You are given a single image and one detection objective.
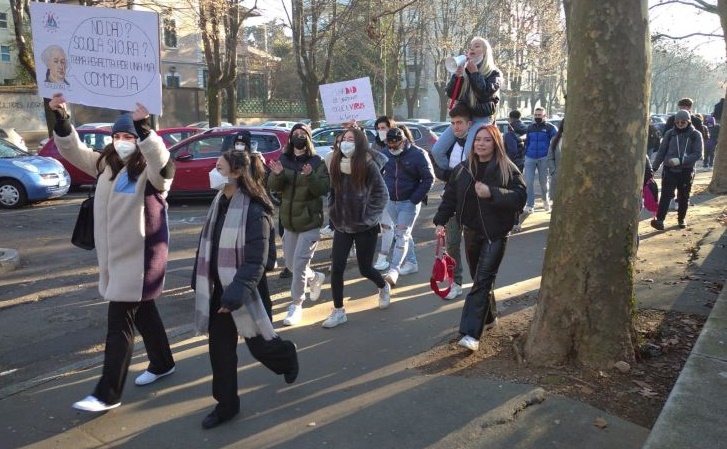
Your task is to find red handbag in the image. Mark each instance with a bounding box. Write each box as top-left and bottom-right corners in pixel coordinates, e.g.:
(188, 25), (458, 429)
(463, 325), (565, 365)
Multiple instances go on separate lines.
(430, 230), (456, 299)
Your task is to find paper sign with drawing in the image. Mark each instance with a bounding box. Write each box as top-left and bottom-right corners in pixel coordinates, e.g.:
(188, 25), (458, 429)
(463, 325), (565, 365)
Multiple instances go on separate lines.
(319, 77), (376, 124)
(30, 2), (162, 114)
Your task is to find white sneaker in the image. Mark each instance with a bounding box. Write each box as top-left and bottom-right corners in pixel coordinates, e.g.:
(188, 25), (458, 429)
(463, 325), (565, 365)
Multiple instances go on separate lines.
(399, 261), (419, 275)
(458, 335), (479, 351)
(384, 269), (399, 287)
(378, 283), (391, 309)
(320, 225), (334, 238)
(484, 317), (499, 332)
(374, 253), (390, 271)
(322, 308), (347, 328)
(283, 304), (303, 326)
(309, 271), (325, 301)
(444, 283), (463, 300)
(524, 206), (534, 214)
(72, 395), (121, 412)
(543, 201), (551, 212)
(135, 366), (175, 386)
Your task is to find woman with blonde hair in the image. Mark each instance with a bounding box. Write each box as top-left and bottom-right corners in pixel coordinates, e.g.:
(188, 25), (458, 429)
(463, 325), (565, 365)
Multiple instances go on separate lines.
(432, 37), (502, 172)
(433, 124), (525, 351)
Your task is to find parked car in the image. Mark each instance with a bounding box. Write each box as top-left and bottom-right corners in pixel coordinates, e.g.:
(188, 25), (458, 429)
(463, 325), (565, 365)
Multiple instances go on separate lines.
(311, 126), (378, 159)
(427, 122), (450, 136)
(0, 138), (70, 208)
(38, 127), (202, 187)
(259, 120), (297, 130)
(396, 122), (439, 153)
(186, 121), (233, 128)
(76, 122), (114, 130)
(0, 127), (28, 152)
(167, 126), (289, 197)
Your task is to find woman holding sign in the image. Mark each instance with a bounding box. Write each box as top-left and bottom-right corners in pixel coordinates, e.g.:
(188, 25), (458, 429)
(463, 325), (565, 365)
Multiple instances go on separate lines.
(48, 93), (177, 413)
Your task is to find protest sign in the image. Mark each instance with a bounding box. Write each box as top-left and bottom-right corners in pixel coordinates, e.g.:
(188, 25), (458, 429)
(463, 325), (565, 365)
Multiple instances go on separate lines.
(319, 77), (376, 124)
(30, 2), (162, 114)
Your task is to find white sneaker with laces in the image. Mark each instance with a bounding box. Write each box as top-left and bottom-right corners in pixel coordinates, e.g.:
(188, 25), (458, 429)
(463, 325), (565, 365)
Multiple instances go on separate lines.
(444, 283), (463, 300)
(135, 366), (175, 386)
(378, 283), (391, 309)
(322, 308), (347, 328)
(458, 335), (479, 351)
(374, 253), (390, 271)
(72, 395), (121, 412)
(320, 225), (334, 238)
(309, 271), (325, 301)
(283, 304), (303, 326)
(399, 261), (419, 275)
(384, 269), (399, 287)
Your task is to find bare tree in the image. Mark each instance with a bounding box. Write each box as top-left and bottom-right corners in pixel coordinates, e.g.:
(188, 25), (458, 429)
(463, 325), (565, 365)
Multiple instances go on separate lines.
(523, 0), (650, 369)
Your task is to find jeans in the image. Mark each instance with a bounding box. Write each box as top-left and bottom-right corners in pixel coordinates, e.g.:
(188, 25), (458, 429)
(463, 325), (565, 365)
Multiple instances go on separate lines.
(657, 168), (694, 222)
(381, 200), (420, 270)
(379, 209), (416, 265)
(524, 156), (550, 209)
(432, 116), (493, 170)
(461, 229), (507, 339)
(331, 225), (386, 308)
(282, 227), (320, 305)
(445, 218), (463, 285)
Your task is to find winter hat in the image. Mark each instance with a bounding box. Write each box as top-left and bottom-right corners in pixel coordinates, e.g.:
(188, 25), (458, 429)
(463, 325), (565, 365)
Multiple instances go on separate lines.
(289, 123), (312, 140)
(112, 114), (138, 138)
(386, 127), (404, 142)
(234, 130), (252, 149)
(675, 110), (691, 123)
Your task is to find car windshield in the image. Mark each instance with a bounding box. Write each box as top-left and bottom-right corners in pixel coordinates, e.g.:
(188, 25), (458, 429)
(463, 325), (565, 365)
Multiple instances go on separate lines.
(0, 140), (25, 158)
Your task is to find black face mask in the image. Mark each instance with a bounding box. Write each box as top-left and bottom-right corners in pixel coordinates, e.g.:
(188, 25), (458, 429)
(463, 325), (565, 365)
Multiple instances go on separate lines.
(534, 117), (543, 124)
(291, 136), (308, 149)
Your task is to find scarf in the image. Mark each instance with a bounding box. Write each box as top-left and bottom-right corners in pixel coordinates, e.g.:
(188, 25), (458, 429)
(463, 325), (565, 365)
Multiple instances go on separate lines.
(194, 190), (277, 340)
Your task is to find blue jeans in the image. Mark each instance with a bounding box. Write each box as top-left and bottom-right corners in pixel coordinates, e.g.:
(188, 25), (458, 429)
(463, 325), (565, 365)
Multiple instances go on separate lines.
(524, 156), (550, 209)
(432, 116), (493, 170)
(382, 199), (421, 271)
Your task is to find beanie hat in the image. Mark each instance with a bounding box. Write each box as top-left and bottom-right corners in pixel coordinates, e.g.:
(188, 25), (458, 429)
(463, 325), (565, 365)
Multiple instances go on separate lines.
(289, 123), (312, 140)
(386, 127), (404, 142)
(675, 110), (691, 122)
(112, 114), (138, 138)
(234, 130), (252, 148)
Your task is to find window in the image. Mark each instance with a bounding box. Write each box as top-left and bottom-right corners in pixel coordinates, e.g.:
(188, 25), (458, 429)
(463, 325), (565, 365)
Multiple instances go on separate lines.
(163, 17), (177, 48)
(1, 46), (10, 63)
(166, 73), (180, 88)
(0, 12), (8, 28)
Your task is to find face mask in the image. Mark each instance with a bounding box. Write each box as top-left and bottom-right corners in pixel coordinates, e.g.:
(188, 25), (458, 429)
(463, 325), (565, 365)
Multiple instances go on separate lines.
(388, 145), (403, 156)
(534, 117), (543, 124)
(114, 140), (136, 160)
(208, 168), (229, 190)
(340, 141), (356, 157)
(378, 130), (388, 141)
(291, 136), (308, 149)
(234, 143), (246, 151)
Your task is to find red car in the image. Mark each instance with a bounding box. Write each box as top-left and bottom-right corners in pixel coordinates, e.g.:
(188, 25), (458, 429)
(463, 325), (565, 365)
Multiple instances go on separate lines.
(167, 126), (289, 198)
(38, 127), (201, 187)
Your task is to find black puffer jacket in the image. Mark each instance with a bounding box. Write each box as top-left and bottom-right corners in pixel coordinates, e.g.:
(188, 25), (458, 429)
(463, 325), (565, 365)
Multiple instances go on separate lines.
(433, 159), (526, 239)
(445, 67), (501, 118)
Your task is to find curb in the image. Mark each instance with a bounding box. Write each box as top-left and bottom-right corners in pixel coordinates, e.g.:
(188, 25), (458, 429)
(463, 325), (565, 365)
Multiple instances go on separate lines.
(0, 248), (19, 273)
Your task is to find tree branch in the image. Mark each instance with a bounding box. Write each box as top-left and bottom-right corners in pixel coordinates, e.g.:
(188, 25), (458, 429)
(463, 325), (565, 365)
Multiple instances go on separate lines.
(651, 31), (724, 41)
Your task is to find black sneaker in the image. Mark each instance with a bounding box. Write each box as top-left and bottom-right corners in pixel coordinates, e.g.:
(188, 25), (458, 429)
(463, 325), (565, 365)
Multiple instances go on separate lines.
(678, 220), (687, 229)
(279, 267), (292, 279)
(650, 219), (665, 231)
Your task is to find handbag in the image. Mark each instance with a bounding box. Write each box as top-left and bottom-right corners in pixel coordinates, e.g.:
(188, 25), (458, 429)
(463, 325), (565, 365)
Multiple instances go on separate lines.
(430, 230), (456, 299)
(71, 187), (95, 250)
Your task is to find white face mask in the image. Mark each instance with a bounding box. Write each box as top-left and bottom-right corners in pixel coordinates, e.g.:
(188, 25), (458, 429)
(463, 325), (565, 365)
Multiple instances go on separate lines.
(389, 147), (403, 156)
(234, 143), (246, 151)
(114, 140), (136, 160)
(340, 141), (356, 157)
(208, 168), (229, 190)
(378, 130), (388, 142)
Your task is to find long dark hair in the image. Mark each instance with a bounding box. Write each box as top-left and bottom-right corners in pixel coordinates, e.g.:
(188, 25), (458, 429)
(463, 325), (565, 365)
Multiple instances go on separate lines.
(330, 128), (372, 192)
(96, 143), (146, 181)
(222, 150), (274, 212)
(467, 124), (511, 186)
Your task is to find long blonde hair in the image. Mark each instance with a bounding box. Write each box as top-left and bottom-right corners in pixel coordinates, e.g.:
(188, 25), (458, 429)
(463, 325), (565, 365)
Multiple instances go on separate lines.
(459, 37), (497, 109)
(467, 124), (511, 186)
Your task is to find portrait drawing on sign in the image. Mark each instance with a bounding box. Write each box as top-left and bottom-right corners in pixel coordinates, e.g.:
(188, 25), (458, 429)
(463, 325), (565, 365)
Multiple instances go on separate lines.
(42, 45), (70, 87)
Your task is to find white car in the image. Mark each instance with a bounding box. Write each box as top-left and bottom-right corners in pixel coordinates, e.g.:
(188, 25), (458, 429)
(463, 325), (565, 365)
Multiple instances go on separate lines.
(76, 122), (114, 130)
(0, 128), (28, 152)
(311, 126), (377, 159)
(260, 120), (297, 129)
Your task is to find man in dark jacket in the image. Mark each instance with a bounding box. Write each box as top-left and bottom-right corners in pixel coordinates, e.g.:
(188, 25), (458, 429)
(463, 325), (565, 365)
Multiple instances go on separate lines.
(523, 107), (557, 213)
(651, 110), (703, 230)
(504, 109), (527, 171)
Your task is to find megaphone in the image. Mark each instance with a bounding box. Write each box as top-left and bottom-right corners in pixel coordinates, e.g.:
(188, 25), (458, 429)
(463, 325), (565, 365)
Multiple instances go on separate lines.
(445, 55), (467, 73)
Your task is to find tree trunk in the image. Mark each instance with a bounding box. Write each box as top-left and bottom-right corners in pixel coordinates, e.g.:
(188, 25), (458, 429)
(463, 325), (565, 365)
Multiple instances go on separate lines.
(708, 0), (727, 193)
(302, 81), (320, 124)
(523, 0), (649, 369)
(207, 84), (221, 128)
(225, 83), (237, 125)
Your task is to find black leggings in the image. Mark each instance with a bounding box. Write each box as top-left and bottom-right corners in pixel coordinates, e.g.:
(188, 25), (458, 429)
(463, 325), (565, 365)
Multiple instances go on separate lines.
(330, 225), (386, 308)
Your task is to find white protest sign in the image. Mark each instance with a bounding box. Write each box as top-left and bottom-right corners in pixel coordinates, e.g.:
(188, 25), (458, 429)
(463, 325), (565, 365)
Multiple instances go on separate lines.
(319, 77), (376, 124)
(30, 2), (162, 114)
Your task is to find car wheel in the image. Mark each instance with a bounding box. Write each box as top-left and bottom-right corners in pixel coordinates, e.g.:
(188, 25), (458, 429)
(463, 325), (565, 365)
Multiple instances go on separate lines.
(0, 179), (28, 209)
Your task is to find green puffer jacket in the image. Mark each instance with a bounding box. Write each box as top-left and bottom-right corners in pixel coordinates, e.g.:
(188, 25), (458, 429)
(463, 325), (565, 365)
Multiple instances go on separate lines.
(268, 151), (330, 232)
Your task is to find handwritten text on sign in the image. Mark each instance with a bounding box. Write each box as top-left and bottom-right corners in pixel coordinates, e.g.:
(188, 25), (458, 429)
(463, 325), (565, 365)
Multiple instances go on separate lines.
(319, 77), (376, 124)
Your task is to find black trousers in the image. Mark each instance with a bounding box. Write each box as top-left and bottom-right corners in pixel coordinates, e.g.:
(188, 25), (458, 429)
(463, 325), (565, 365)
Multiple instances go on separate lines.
(461, 229), (508, 339)
(330, 225), (386, 309)
(93, 300), (175, 404)
(656, 168), (694, 222)
(208, 287), (297, 419)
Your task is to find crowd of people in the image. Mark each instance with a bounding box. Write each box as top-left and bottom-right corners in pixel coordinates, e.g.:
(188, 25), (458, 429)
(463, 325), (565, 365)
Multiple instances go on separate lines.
(45, 36), (724, 429)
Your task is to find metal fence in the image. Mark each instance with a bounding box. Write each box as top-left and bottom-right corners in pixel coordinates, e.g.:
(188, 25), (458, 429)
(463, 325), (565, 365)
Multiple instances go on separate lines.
(237, 98), (308, 116)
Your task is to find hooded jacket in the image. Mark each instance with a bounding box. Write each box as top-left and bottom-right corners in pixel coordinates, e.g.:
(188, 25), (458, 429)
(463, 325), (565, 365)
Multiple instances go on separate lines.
(652, 123), (703, 173)
(381, 142), (434, 204)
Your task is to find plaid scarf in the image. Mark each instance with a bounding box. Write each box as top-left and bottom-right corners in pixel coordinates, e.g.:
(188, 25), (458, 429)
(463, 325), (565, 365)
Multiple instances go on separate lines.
(194, 190), (276, 340)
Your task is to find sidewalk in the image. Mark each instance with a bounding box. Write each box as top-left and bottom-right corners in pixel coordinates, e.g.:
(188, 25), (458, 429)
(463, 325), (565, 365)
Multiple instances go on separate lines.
(0, 170), (725, 449)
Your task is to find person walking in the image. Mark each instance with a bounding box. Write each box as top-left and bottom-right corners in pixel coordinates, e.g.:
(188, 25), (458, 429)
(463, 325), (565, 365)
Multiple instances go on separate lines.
(267, 124), (330, 326)
(322, 127), (390, 327)
(49, 93), (176, 412)
(433, 124), (526, 351)
(651, 110), (703, 230)
(194, 150), (299, 429)
(523, 107), (557, 213)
